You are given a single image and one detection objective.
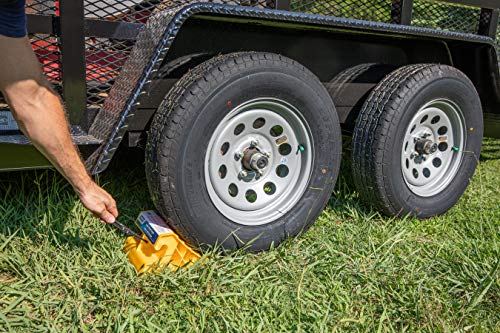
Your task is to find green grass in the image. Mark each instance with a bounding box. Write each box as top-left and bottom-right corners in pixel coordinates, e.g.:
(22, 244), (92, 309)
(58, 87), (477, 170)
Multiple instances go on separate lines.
(1, 139), (499, 332)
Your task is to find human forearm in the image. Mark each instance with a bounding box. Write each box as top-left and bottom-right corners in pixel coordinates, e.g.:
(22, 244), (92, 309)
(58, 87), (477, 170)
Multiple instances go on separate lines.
(5, 80), (93, 192)
(5, 80), (118, 222)
(0, 32), (118, 223)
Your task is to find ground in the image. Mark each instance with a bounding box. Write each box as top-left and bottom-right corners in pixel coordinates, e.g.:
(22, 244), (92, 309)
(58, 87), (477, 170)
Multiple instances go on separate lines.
(0, 138), (498, 332)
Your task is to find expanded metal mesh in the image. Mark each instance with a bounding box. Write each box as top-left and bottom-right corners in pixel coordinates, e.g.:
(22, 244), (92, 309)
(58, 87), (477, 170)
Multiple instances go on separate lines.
(27, 1), (62, 95)
(412, 0), (481, 34)
(291, 0), (393, 23)
(84, 0), (274, 22)
(290, 0), (486, 32)
(31, 35), (63, 92)
(83, 0), (274, 108)
(85, 38), (132, 108)
(26, 0), (56, 15)
(0, 38), (59, 127)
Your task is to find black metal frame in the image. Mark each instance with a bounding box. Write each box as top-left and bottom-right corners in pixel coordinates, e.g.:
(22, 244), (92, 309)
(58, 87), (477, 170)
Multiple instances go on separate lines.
(390, 0), (414, 25)
(25, 14), (142, 39)
(25, 8), (142, 131)
(24, 0), (499, 133)
(478, 8), (499, 38)
(58, 0), (87, 127)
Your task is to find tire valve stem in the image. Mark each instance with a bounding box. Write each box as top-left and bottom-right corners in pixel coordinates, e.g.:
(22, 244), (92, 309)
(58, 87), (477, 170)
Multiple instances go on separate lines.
(452, 147), (459, 151)
(297, 144), (305, 153)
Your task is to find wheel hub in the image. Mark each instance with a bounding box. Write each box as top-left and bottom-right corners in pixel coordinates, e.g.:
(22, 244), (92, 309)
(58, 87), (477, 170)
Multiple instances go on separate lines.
(241, 147), (269, 173)
(414, 139), (438, 155)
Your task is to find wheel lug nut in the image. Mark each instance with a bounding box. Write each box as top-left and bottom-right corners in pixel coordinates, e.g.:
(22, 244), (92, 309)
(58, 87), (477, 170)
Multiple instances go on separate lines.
(239, 170), (248, 178)
(250, 140), (259, 147)
(235, 152), (244, 160)
(257, 170), (264, 176)
(265, 152), (271, 158)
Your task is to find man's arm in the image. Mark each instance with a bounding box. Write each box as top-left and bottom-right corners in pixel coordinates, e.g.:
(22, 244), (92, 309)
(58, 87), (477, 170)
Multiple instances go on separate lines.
(0, 35), (118, 223)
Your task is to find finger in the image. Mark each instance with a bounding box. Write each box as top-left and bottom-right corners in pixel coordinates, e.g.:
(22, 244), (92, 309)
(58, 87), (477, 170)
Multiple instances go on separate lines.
(93, 210), (107, 223)
(105, 198), (119, 218)
(109, 206), (119, 219)
(99, 209), (116, 224)
(94, 214), (107, 224)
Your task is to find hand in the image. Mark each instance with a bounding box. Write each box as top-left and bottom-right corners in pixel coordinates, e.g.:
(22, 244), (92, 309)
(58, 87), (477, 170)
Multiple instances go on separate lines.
(77, 181), (118, 223)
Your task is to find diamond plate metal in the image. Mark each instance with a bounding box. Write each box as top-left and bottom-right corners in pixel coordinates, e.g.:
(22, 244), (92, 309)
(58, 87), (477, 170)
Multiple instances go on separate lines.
(497, 20), (500, 58)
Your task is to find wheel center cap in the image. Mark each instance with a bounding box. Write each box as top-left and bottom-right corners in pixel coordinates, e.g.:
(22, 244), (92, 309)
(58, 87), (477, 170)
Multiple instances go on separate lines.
(415, 139), (437, 155)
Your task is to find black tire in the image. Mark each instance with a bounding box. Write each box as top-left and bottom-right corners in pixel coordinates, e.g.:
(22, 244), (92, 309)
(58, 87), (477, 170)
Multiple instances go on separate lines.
(352, 64), (483, 218)
(146, 52), (342, 251)
(325, 63), (396, 131)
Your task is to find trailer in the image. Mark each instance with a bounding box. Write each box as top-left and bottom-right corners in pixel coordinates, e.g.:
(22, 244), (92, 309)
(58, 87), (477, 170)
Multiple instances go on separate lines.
(1, 0), (499, 251)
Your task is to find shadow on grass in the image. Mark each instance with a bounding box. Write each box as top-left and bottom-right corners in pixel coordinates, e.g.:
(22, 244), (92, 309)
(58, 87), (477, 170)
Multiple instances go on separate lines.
(102, 146), (154, 224)
(0, 146), (152, 249)
(0, 169), (89, 248)
(1, 137), (498, 249)
(326, 148), (376, 220)
(479, 137), (500, 162)
(331, 136), (500, 219)
(326, 134), (372, 218)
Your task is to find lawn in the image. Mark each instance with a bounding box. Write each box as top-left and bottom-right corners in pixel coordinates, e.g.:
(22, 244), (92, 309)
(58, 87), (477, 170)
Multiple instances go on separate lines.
(0, 139), (498, 332)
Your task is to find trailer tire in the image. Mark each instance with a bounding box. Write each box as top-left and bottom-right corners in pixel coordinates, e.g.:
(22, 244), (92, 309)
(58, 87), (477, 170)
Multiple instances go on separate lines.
(325, 63), (396, 130)
(352, 64), (483, 218)
(146, 52), (341, 251)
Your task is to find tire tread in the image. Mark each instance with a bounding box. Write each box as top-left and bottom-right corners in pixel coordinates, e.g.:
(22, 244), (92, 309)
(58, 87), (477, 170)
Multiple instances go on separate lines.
(352, 64), (478, 215)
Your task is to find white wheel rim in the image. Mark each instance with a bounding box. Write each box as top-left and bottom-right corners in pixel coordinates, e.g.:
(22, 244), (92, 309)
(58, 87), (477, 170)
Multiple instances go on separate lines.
(401, 99), (466, 197)
(204, 97), (314, 226)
